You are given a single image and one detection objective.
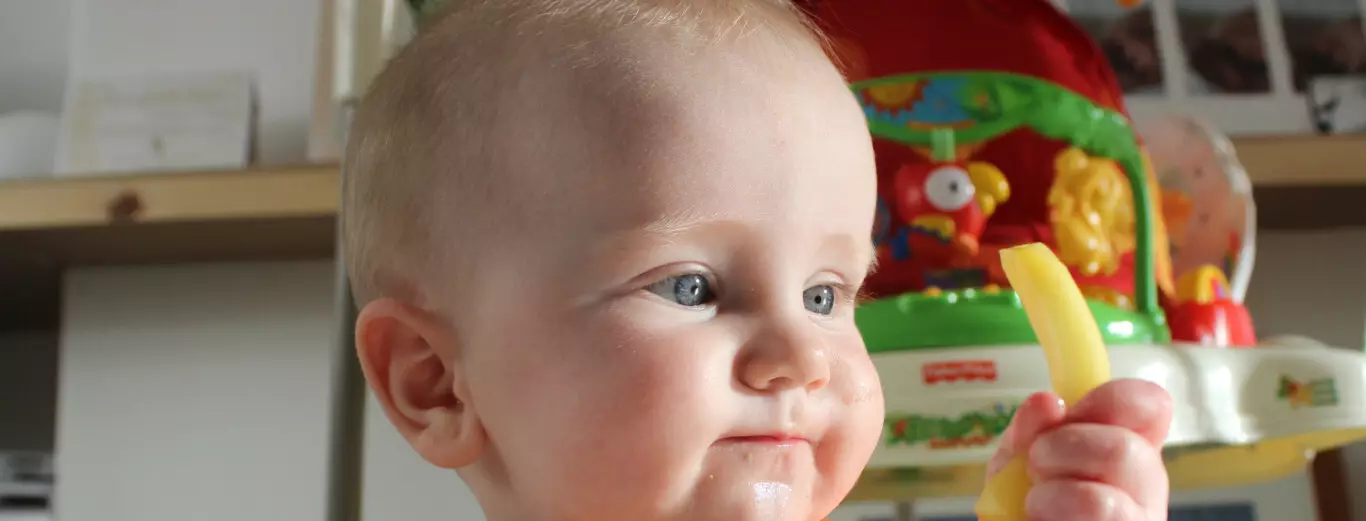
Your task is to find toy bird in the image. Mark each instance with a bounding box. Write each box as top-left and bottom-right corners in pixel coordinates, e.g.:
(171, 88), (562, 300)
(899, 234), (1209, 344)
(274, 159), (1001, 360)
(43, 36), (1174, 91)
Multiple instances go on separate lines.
(892, 129), (1010, 266)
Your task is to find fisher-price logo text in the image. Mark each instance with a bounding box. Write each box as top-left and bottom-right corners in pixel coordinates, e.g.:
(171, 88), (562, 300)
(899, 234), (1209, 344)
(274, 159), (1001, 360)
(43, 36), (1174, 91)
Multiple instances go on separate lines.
(921, 360), (997, 385)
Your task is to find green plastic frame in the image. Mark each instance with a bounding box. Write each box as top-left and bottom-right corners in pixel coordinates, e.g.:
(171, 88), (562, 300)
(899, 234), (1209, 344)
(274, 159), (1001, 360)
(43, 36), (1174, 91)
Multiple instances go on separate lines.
(851, 71), (1165, 348)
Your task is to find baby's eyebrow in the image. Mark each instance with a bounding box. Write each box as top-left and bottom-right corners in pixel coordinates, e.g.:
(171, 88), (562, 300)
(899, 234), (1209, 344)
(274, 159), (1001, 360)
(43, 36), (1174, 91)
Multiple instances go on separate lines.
(818, 234), (879, 277)
(636, 209), (724, 237)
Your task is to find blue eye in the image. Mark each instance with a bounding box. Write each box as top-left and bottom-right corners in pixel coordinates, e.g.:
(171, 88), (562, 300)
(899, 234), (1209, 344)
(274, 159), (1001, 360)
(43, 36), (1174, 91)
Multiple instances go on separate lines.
(803, 285), (837, 315)
(647, 274), (716, 307)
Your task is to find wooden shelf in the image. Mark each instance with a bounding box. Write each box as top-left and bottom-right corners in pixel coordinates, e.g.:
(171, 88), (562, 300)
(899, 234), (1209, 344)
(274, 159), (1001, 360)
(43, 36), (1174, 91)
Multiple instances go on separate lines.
(0, 165), (339, 231)
(1232, 134), (1366, 230)
(1234, 134), (1366, 187)
(0, 134), (1360, 330)
(0, 165), (339, 330)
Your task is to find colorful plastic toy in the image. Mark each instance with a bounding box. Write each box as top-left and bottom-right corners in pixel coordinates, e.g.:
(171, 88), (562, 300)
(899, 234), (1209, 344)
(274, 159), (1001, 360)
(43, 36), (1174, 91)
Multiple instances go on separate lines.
(798, 0), (1366, 504)
(887, 128), (1010, 280)
(1168, 266), (1257, 346)
(803, 0), (1174, 353)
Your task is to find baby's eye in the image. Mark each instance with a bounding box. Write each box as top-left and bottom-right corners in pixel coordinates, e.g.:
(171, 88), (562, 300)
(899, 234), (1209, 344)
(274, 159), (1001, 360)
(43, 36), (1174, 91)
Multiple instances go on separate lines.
(803, 285), (837, 315)
(646, 274), (716, 307)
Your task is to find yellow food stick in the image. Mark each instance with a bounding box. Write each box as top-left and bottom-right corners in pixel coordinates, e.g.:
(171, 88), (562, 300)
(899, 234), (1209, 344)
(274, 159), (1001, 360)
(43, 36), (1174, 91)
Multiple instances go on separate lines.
(974, 243), (1114, 521)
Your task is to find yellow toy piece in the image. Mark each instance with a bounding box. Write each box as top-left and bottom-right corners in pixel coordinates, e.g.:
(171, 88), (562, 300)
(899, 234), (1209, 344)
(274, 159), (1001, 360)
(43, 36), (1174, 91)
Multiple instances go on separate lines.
(1048, 148), (1135, 277)
(1081, 284), (1135, 311)
(1174, 265), (1232, 305)
(967, 161), (1011, 217)
(910, 214), (957, 242)
(975, 243), (1114, 521)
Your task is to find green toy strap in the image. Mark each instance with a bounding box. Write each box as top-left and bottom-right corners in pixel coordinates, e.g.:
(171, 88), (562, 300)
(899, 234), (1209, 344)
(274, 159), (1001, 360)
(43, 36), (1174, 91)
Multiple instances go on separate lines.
(931, 128), (956, 162)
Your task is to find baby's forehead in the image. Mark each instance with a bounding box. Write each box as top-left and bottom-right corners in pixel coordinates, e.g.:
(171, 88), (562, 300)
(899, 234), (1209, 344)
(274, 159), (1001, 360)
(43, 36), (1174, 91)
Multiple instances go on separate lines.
(495, 47), (839, 184)
(489, 62), (864, 223)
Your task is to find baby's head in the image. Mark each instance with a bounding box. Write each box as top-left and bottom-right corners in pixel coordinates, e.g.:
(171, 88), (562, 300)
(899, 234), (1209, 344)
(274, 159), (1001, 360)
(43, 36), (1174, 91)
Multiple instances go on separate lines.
(343, 1), (884, 519)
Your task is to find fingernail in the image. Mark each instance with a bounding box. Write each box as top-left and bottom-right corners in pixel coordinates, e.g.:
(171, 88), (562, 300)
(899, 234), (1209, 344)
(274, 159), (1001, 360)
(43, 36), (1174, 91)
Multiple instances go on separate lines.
(1033, 392), (1066, 414)
(1016, 393), (1062, 432)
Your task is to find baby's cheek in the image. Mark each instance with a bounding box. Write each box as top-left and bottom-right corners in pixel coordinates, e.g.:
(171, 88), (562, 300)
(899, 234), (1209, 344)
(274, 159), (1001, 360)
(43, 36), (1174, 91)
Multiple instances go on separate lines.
(818, 343), (884, 497)
(830, 340), (883, 409)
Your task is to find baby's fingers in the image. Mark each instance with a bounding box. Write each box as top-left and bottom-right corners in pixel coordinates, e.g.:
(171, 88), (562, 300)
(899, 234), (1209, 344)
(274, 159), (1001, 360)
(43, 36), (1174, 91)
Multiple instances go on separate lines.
(1067, 379), (1173, 446)
(1025, 480), (1154, 521)
(1030, 423), (1169, 515)
(986, 392), (1066, 477)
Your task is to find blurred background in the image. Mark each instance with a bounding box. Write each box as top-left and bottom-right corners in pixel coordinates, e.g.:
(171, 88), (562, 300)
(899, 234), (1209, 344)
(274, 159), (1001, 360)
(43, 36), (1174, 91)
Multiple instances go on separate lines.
(0, 0), (1363, 520)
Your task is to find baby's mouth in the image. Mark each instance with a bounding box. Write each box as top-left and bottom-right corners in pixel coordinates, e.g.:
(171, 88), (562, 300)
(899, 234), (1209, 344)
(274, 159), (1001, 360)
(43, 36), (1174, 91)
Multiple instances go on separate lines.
(717, 434), (812, 447)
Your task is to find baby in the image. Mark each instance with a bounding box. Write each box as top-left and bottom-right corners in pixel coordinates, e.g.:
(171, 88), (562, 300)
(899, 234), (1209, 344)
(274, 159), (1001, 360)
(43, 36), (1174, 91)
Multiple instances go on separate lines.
(341, 1), (1173, 520)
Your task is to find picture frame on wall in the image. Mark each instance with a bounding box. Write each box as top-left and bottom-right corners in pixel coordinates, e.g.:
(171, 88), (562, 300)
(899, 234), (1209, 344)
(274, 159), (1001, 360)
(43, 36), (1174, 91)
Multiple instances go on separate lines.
(1059, 0), (1366, 136)
(1308, 74), (1366, 133)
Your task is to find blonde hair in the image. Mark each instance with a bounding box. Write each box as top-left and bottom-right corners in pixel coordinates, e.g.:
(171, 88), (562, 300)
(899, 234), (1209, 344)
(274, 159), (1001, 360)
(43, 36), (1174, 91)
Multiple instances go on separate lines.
(342, 0), (822, 306)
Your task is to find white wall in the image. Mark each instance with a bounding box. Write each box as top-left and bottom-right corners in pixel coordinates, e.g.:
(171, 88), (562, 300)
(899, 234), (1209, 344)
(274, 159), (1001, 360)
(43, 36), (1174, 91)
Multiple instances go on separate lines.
(1246, 230), (1366, 350)
(0, 0), (318, 164)
(54, 261), (337, 521)
(64, 0), (320, 165)
(0, 0), (69, 114)
(47, 258), (489, 521)
(362, 392), (484, 520)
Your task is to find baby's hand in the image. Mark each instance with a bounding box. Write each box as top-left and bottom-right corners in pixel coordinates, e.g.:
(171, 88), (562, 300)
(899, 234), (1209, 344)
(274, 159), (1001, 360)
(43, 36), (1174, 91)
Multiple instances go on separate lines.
(986, 379), (1173, 521)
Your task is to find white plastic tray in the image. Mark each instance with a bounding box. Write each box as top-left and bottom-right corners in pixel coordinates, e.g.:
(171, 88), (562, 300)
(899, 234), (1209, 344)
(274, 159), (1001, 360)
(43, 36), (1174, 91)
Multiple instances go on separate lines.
(851, 337), (1366, 501)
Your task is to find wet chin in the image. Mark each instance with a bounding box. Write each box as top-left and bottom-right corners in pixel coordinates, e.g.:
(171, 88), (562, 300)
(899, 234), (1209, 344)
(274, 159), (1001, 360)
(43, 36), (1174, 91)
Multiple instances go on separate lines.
(689, 481), (816, 521)
(685, 444), (824, 521)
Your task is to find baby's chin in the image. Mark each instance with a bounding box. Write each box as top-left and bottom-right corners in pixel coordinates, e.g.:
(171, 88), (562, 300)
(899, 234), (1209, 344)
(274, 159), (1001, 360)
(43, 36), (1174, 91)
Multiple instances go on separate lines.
(679, 442), (832, 521)
(683, 481), (819, 521)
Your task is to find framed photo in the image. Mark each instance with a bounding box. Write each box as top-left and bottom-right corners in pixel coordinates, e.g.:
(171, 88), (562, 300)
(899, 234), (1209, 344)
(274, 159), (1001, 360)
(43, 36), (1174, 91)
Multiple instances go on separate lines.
(1308, 74), (1366, 133)
(1061, 0), (1366, 135)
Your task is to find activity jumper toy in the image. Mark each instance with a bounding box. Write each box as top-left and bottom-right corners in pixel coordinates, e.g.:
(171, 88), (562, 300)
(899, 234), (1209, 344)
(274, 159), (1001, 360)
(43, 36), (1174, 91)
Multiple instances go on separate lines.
(798, 0), (1366, 502)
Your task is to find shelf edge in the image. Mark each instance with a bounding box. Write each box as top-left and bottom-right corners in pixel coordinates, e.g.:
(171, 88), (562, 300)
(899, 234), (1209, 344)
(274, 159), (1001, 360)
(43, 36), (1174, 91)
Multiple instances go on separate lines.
(0, 165), (341, 232)
(1232, 135), (1366, 186)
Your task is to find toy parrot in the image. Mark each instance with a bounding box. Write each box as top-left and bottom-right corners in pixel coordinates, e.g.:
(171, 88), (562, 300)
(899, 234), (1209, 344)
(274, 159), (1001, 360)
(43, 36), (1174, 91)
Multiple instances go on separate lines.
(891, 128), (1011, 269)
(800, 0), (1175, 317)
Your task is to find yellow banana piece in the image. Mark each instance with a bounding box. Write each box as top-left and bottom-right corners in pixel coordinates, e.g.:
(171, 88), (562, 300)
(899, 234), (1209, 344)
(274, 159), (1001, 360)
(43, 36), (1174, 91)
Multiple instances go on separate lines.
(974, 243), (1114, 521)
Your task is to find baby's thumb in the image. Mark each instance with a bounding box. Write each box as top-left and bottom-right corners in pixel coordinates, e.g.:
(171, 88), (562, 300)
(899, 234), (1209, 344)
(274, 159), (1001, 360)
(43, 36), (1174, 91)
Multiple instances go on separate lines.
(985, 392), (1066, 478)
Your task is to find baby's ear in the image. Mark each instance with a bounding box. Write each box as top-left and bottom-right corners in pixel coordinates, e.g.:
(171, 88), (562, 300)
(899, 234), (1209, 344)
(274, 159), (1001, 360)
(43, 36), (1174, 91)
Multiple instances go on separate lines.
(355, 298), (486, 468)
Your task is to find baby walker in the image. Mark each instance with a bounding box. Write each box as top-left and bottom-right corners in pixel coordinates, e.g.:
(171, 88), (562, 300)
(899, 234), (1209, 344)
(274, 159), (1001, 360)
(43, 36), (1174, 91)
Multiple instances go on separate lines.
(797, 0), (1366, 508)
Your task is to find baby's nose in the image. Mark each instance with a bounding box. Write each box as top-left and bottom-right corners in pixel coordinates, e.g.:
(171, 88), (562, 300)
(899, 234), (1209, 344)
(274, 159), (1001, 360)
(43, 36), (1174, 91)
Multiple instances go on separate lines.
(736, 320), (831, 393)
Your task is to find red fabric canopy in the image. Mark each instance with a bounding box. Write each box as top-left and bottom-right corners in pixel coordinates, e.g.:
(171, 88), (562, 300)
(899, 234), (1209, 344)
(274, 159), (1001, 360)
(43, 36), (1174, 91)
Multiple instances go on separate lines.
(800, 0), (1131, 114)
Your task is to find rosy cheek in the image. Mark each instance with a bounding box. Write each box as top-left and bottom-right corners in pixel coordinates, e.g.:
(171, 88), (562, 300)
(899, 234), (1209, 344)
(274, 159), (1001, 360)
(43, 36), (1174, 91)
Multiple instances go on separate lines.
(828, 342), (883, 409)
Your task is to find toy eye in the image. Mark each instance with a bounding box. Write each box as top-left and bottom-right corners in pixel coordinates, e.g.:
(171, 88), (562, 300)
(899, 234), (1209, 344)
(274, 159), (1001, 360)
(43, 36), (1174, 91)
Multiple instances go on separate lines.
(923, 166), (976, 211)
